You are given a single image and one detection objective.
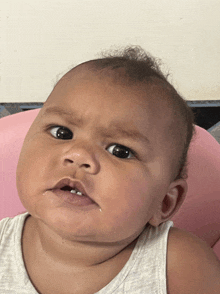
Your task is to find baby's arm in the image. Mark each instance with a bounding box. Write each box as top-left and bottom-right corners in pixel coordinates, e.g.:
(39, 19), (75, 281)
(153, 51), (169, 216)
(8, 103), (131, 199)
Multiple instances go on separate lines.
(167, 227), (220, 294)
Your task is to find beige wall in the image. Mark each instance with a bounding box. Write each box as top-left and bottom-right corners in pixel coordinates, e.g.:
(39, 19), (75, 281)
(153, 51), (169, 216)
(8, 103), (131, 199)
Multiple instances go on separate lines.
(1, 0), (220, 102)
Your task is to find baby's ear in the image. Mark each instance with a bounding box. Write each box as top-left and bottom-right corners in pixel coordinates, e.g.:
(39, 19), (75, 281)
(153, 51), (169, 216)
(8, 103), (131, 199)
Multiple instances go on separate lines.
(149, 179), (187, 227)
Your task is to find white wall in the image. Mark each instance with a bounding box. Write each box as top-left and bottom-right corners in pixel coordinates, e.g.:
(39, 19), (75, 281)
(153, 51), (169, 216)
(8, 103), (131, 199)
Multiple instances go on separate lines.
(1, 0), (220, 102)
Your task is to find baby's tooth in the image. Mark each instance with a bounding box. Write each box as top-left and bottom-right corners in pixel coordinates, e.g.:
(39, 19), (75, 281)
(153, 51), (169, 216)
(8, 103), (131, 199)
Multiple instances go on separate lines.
(70, 189), (83, 196)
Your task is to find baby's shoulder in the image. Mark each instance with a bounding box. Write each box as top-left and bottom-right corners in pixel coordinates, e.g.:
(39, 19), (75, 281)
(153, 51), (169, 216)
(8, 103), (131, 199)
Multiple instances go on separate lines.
(0, 213), (28, 244)
(0, 216), (11, 241)
(167, 227), (220, 294)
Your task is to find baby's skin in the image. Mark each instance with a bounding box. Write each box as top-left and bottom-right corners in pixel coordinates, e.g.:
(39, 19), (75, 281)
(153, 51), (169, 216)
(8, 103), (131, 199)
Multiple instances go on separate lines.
(16, 64), (220, 294)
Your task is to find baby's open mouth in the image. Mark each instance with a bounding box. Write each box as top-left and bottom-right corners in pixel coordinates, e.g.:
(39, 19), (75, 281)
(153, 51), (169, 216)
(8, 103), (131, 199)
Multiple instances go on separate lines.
(60, 185), (85, 196)
(51, 178), (98, 207)
(53, 178), (89, 196)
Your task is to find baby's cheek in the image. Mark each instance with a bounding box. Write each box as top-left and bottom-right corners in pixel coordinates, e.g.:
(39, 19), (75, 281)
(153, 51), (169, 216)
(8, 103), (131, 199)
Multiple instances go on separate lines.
(17, 144), (44, 190)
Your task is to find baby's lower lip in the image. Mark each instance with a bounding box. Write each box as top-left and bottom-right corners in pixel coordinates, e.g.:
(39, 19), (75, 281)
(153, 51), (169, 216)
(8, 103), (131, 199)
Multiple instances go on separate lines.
(51, 188), (96, 207)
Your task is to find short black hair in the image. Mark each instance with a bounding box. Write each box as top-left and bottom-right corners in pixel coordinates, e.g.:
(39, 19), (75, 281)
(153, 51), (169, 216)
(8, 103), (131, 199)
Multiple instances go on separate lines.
(89, 46), (195, 180)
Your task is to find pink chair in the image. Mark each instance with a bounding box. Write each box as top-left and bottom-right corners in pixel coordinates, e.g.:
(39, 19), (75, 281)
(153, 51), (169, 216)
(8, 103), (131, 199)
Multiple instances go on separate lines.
(1, 109), (220, 259)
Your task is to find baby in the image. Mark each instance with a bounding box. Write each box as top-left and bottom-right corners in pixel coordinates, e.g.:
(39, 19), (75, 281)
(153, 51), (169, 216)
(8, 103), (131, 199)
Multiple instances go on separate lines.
(1, 46), (220, 294)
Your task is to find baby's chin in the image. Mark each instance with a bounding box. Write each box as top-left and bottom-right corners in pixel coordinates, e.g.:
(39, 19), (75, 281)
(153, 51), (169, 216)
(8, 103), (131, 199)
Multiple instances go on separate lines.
(23, 204), (145, 245)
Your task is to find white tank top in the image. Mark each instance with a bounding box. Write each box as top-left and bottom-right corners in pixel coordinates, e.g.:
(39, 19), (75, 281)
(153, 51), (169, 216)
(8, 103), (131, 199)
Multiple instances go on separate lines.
(0, 212), (173, 293)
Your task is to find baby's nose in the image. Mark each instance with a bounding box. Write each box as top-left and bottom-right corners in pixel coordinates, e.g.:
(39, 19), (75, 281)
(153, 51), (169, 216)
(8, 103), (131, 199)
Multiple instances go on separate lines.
(62, 143), (100, 174)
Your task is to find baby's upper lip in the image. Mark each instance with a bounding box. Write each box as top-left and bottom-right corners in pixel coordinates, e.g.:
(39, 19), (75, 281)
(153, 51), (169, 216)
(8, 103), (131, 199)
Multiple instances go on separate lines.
(52, 178), (90, 198)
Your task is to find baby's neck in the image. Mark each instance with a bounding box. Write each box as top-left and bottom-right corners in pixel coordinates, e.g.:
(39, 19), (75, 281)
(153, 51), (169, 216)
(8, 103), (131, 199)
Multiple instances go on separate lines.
(22, 215), (139, 294)
(22, 215), (139, 269)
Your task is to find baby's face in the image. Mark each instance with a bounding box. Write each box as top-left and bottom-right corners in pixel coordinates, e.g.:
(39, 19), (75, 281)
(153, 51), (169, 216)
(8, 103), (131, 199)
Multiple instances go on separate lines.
(17, 67), (177, 243)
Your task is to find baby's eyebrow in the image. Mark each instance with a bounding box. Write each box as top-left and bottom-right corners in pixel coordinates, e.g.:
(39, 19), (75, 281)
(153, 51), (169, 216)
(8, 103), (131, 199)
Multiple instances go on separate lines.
(98, 123), (151, 147)
(42, 106), (83, 126)
(42, 106), (151, 147)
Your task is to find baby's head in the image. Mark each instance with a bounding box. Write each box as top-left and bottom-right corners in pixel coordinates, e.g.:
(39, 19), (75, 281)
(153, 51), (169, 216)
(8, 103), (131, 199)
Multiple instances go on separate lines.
(16, 46), (194, 244)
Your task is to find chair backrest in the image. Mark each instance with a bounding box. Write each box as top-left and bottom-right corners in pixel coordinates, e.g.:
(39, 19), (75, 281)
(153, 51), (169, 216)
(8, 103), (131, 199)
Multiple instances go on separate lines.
(1, 109), (220, 258)
(0, 110), (39, 218)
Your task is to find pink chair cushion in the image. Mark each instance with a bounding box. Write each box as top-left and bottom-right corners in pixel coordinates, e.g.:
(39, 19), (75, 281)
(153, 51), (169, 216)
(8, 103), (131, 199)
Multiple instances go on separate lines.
(0, 109), (39, 218)
(172, 126), (220, 250)
(0, 109), (220, 259)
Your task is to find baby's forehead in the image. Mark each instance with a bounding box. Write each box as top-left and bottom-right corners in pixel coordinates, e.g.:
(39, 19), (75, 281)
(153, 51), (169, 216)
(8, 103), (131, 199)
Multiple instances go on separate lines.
(51, 79), (168, 128)
(47, 65), (176, 133)
(49, 70), (178, 147)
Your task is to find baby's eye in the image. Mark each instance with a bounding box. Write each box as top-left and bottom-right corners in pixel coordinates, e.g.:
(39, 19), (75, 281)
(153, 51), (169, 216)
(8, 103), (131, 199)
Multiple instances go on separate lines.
(50, 126), (73, 140)
(107, 144), (135, 159)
